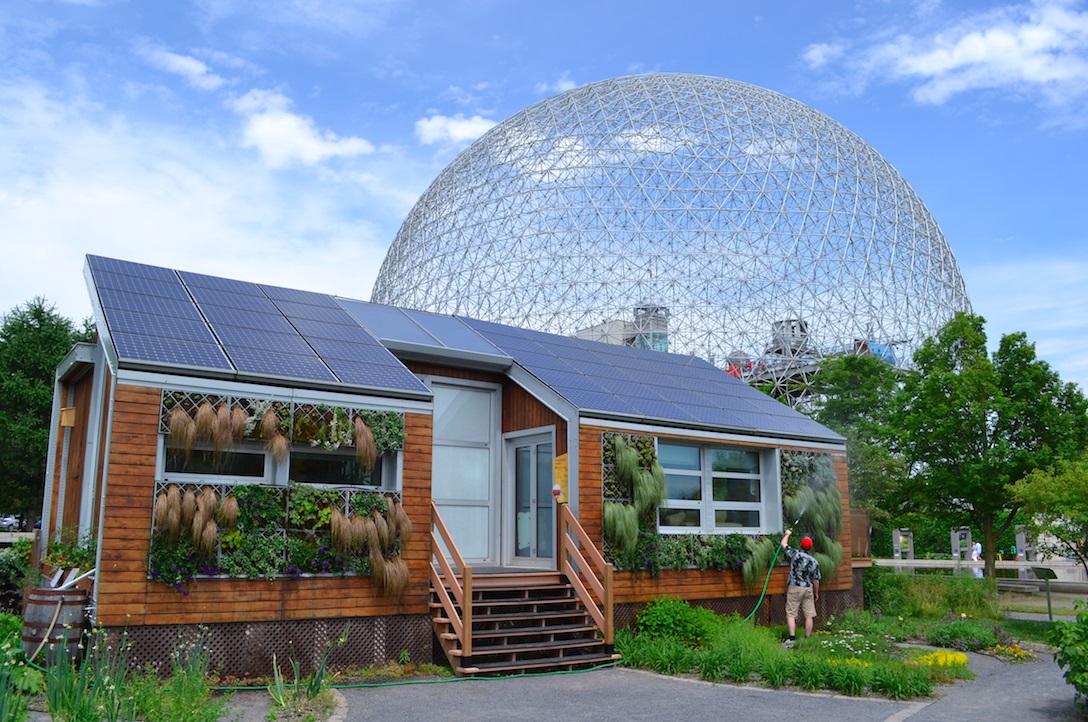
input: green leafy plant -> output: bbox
[129,627,227,722]
[44,526,97,569]
[1052,600,1088,713]
[45,627,135,722]
[287,482,340,529]
[926,618,1008,651]
[219,531,286,581]
[635,596,720,647]
[693,533,750,571]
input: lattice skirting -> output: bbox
[102,614,432,678]
[615,570,865,629]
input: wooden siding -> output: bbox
[578,423,855,604]
[95,384,435,628]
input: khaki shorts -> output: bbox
[786,585,816,620]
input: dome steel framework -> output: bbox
[372,73,971,396]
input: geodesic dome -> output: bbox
[371,73,971,393]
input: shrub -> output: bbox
[863,564,998,618]
[926,618,1009,651]
[1052,600,1088,713]
[635,597,720,647]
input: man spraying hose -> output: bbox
[781,529,820,649]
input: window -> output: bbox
[657,441,775,533]
[289,447,394,490]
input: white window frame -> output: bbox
[157,436,402,492]
[656,441,780,534]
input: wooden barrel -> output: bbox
[21,587,88,664]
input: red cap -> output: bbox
[801,537,813,550]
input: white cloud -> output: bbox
[135,42,226,91]
[0,79,403,325]
[810,1,1088,108]
[534,72,577,95]
[802,42,846,69]
[414,113,496,145]
[230,89,375,167]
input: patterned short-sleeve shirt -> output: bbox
[784,546,821,588]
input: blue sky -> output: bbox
[2,0,1087,389]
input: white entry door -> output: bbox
[505,431,555,566]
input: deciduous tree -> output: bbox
[893,312,1088,577]
[1009,456,1088,578]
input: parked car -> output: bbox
[0,515,17,531]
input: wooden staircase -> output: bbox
[431,571,618,676]
[429,501,619,677]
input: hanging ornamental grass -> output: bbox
[604,502,639,556]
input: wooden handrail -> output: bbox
[557,503,613,644]
[430,501,472,658]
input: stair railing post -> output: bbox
[462,566,472,659]
[556,501,569,573]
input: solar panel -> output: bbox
[87,255,177,281]
[338,300,439,345]
[224,347,338,381]
[271,300,359,325]
[96,288,204,321]
[405,310,505,354]
[112,334,232,369]
[187,286,278,313]
[200,305,297,333]
[287,317,379,343]
[105,310,220,344]
[215,326,314,355]
[179,271,265,297]
[92,270,193,300]
[260,285,342,308]
[326,360,430,392]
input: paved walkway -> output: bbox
[220,649,1080,722]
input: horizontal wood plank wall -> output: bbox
[578,424,854,605]
[96,385,434,628]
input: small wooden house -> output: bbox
[40,254,860,676]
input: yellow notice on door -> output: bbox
[552,453,569,503]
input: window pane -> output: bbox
[658,507,701,527]
[658,443,700,470]
[165,449,265,477]
[433,386,491,443]
[713,477,761,503]
[432,446,490,500]
[711,449,759,473]
[715,509,760,528]
[665,473,701,501]
[290,451,381,486]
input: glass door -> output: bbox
[510,434,554,564]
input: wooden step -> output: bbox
[456,637,607,658]
[440,622,598,641]
[457,652,620,676]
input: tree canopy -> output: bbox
[0,298,93,517]
[892,312,1088,576]
[1009,455,1088,578]
[805,353,906,526]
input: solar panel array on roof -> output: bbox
[463,317,839,440]
[339,299,507,357]
[87,256,232,370]
[86,256,427,394]
[87,256,837,439]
